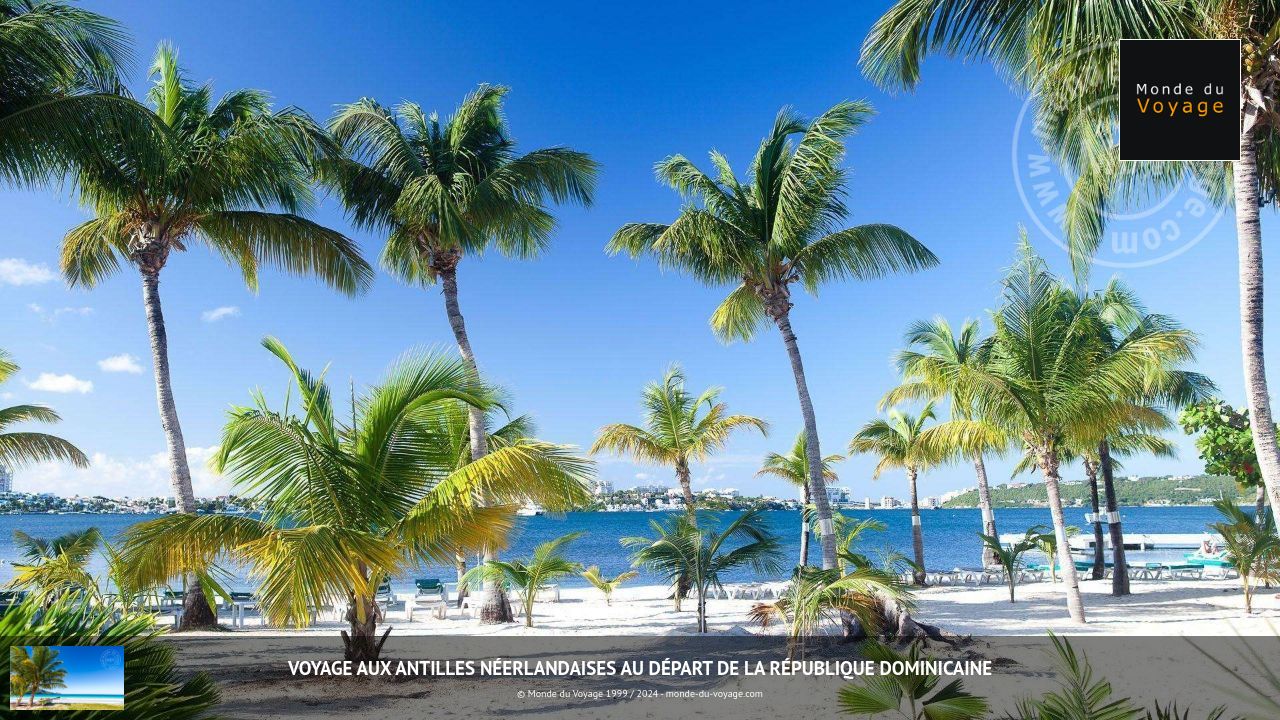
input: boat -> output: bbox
[517,503,544,517]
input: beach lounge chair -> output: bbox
[1160,563,1203,580]
[515,584,561,603]
[374,581,396,611]
[414,578,447,603]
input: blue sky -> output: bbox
[12,646,123,697]
[0,1,1273,502]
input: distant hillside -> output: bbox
[941,474,1241,508]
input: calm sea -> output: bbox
[0,506,1227,593]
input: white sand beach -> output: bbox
[183,576,1280,638]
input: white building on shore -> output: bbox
[0,465,11,494]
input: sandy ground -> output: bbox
[176,575,1280,638]
[162,578,1280,719]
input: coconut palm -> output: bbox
[0,349,88,471]
[0,0,138,185]
[467,532,584,627]
[979,527,1044,603]
[624,509,785,633]
[757,431,844,567]
[838,642,989,720]
[13,645,65,709]
[119,338,592,660]
[882,318,1006,567]
[749,566,908,659]
[862,0,1280,539]
[59,44,371,628]
[7,527,100,598]
[917,239,1199,623]
[581,566,638,606]
[594,365,768,518]
[326,85,596,623]
[848,402,937,586]
[609,101,938,570]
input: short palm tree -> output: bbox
[0,349,87,471]
[119,338,592,660]
[1211,499,1280,614]
[609,101,938,570]
[749,566,907,659]
[838,642,988,720]
[757,431,843,568]
[593,365,768,518]
[862,0,1280,540]
[979,527,1044,603]
[59,44,372,628]
[581,566,638,606]
[882,317,1006,567]
[7,527,100,598]
[917,239,1200,623]
[623,509,784,633]
[467,532,584,627]
[0,0,136,184]
[848,402,937,586]
[327,85,596,623]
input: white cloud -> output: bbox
[26,372,93,394]
[28,303,94,322]
[0,258,55,286]
[0,392,12,400]
[16,447,227,498]
[98,354,144,374]
[201,306,240,322]
[634,472,651,481]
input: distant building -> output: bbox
[863,497,873,510]
[879,495,900,509]
[825,486,851,505]
[593,479,614,496]
[0,465,11,494]
[924,496,940,509]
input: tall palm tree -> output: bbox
[848,403,937,586]
[862,0,1280,536]
[0,0,137,184]
[881,317,1006,567]
[59,45,372,627]
[120,338,592,660]
[756,431,844,567]
[326,85,597,623]
[609,101,938,569]
[0,349,88,471]
[917,239,1200,623]
[18,645,66,708]
[592,365,768,518]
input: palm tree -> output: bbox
[757,431,844,567]
[0,0,136,185]
[7,527,100,598]
[1210,499,1280,614]
[838,642,988,720]
[978,527,1044,603]
[326,85,597,624]
[119,338,592,660]
[0,349,88,471]
[917,239,1200,623]
[9,645,33,707]
[593,365,768,518]
[20,646,66,709]
[862,0,1280,538]
[59,44,371,628]
[749,566,908,659]
[608,101,938,570]
[581,566,638,606]
[848,403,937,586]
[467,532,584,627]
[882,318,1005,567]
[623,509,785,633]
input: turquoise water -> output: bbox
[10,693,124,704]
[0,506,1227,593]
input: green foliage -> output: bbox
[979,527,1045,602]
[119,339,592,655]
[624,509,784,633]
[581,566,638,606]
[1210,499,1280,613]
[750,566,909,660]
[838,641,988,720]
[943,474,1242,509]
[849,402,938,477]
[1180,400,1268,491]
[0,593,220,718]
[1005,634,1143,720]
[0,348,89,470]
[467,532,584,627]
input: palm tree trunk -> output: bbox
[675,457,696,518]
[799,483,810,567]
[906,467,926,585]
[1235,127,1280,525]
[1035,447,1086,623]
[1256,484,1266,521]
[141,269,215,630]
[341,595,388,662]
[1098,440,1129,596]
[438,261,513,624]
[771,309,837,570]
[973,452,998,567]
[1083,458,1106,580]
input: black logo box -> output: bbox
[1119,38,1240,161]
